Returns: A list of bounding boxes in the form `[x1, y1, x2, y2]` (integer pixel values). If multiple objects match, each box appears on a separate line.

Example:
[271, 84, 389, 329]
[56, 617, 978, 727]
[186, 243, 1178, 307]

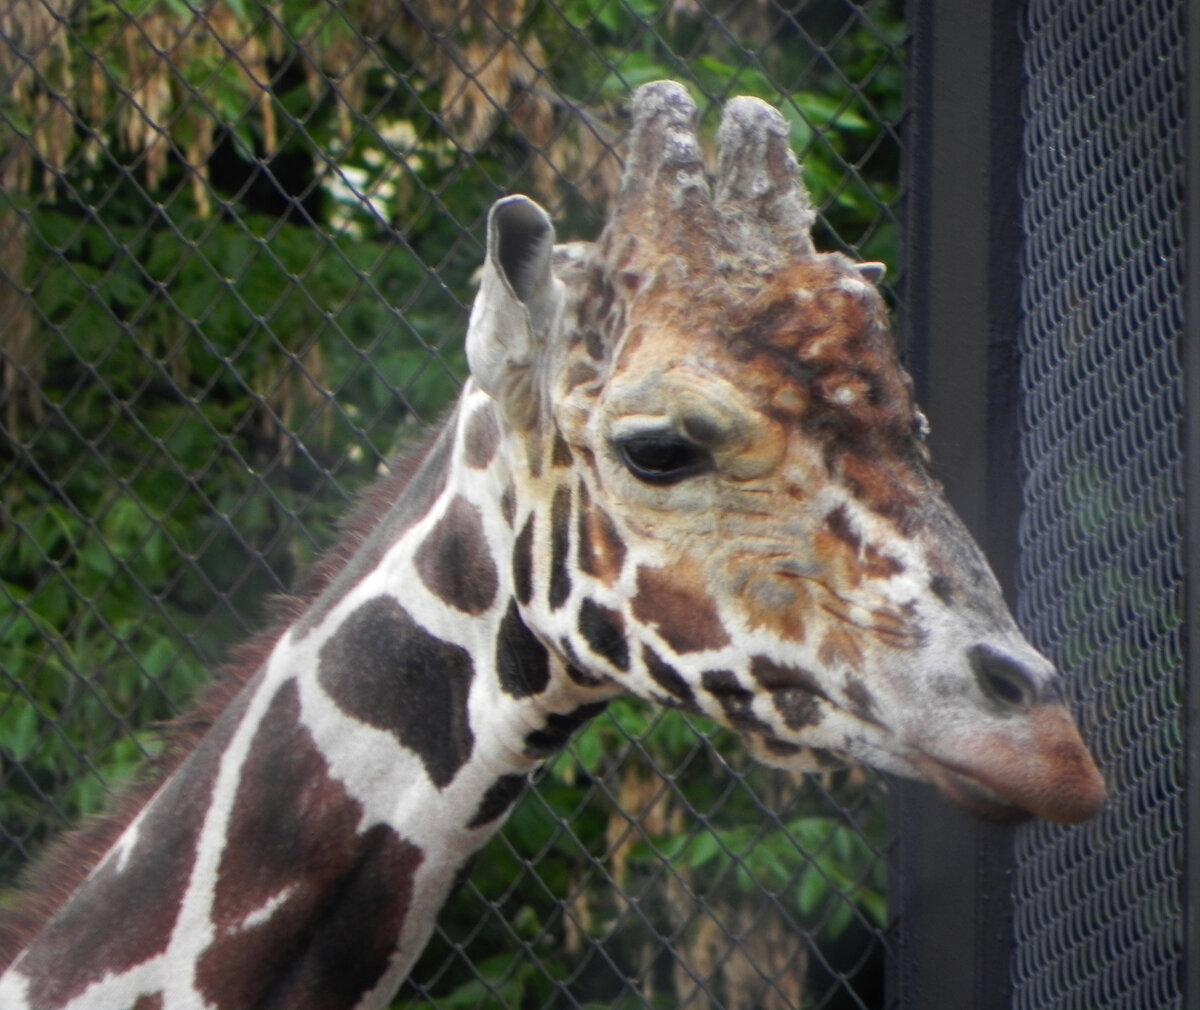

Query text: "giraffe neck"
[0, 385, 613, 1010]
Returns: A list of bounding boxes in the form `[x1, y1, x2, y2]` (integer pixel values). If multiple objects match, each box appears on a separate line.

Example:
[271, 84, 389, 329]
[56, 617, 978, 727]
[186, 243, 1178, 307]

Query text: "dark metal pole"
[890, 1, 1025, 1007]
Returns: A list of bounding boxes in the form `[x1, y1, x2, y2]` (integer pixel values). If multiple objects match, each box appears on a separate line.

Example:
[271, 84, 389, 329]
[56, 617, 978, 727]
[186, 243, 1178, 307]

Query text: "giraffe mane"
[0, 423, 447, 969]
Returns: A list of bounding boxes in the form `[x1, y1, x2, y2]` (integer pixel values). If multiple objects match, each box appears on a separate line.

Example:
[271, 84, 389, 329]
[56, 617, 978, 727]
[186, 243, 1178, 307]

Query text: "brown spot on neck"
[415, 496, 499, 615]
[318, 597, 476, 789]
[0, 417, 471, 973]
[463, 405, 500, 469]
[197, 680, 423, 1008]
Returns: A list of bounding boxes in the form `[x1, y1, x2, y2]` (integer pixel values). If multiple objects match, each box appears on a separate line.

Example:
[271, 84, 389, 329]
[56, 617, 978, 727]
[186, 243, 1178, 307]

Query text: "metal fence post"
[891, 1, 1024, 1007]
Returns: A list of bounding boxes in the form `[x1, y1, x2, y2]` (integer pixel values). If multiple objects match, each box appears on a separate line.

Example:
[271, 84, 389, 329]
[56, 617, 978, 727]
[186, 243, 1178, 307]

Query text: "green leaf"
[826, 898, 856, 938]
[797, 865, 830, 916]
[686, 829, 722, 870]
[570, 725, 605, 776]
[77, 538, 116, 580]
[0, 703, 40, 762]
[858, 887, 888, 928]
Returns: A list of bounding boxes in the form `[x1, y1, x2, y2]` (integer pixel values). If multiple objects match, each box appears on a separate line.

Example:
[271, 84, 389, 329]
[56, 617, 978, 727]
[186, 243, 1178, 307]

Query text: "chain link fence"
[1, 2, 904, 1007]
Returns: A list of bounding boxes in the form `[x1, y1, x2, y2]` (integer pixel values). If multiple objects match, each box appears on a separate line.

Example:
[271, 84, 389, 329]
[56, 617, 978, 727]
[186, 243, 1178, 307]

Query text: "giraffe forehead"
[591, 258, 915, 440]
[724, 264, 914, 431]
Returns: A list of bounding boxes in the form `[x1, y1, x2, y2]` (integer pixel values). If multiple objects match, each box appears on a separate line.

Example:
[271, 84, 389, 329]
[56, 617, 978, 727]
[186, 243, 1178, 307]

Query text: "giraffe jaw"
[907, 752, 1034, 824]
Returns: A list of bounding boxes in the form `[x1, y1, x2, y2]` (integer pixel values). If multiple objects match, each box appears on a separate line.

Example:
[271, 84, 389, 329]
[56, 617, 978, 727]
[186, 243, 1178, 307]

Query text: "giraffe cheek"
[577, 598, 631, 673]
[577, 503, 627, 587]
[812, 529, 862, 589]
[632, 562, 730, 654]
[737, 575, 811, 644]
[817, 628, 865, 671]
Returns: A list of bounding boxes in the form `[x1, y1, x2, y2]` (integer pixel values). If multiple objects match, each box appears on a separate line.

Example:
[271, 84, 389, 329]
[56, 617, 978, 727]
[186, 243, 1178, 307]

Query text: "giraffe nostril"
[970, 645, 1038, 709]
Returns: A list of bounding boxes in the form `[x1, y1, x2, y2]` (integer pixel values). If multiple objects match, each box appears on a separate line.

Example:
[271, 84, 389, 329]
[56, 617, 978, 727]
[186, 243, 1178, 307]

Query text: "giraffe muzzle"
[910, 704, 1107, 825]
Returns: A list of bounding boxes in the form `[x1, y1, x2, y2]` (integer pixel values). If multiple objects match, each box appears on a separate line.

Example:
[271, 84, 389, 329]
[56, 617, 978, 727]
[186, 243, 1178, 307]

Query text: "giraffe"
[0, 82, 1105, 1010]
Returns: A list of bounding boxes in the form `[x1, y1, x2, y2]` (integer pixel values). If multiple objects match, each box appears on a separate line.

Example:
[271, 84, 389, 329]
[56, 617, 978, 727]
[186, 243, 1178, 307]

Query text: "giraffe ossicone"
[0, 81, 1105, 1010]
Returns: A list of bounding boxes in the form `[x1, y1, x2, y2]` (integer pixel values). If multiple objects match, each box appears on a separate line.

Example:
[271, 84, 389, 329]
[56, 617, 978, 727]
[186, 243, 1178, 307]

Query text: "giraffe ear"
[467, 195, 563, 430]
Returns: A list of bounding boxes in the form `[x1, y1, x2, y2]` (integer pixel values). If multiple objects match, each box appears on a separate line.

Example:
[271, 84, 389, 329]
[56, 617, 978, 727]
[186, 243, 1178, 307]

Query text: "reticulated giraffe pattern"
[0, 82, 1105, 1010]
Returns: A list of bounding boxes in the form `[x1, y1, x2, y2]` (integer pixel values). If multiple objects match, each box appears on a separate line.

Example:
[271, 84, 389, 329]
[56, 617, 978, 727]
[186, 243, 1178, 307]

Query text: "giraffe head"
[467, 82, 1105, 825]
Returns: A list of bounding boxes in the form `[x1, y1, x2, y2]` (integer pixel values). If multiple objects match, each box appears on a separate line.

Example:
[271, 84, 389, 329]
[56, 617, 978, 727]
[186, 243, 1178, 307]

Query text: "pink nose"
[913, 705, 1106, 825]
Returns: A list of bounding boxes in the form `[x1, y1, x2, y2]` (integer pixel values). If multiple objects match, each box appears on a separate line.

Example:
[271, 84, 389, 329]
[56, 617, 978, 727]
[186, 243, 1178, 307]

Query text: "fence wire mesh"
[0, 2, 904, 1007]
[1015, 0, 1186, 1007]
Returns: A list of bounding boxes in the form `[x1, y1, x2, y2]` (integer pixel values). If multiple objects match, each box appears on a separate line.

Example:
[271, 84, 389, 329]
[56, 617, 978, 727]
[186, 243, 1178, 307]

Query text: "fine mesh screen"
[1014, 0, 1186, 1007]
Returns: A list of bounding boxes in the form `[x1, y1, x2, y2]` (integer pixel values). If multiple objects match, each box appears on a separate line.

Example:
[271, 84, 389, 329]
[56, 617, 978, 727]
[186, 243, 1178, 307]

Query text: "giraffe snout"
[911, 686, 1107, 825]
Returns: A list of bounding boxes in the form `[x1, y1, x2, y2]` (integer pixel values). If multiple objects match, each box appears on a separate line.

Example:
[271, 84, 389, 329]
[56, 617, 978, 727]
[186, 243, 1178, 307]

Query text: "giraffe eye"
[617, 433, 713, 485]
